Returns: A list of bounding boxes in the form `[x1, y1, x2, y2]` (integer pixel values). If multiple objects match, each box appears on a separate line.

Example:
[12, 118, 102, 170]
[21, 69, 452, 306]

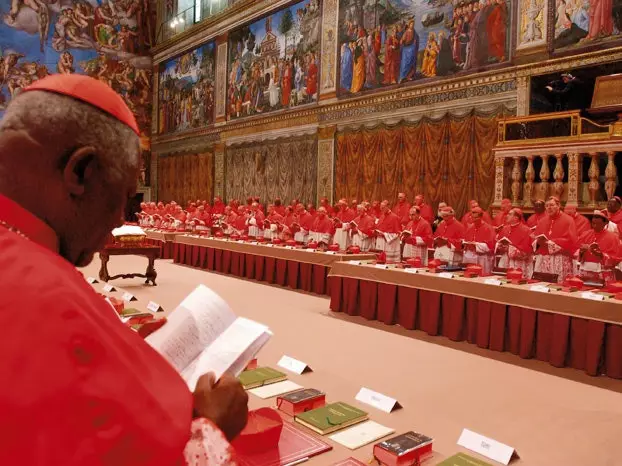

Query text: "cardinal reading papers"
[146, 285, 273, 390]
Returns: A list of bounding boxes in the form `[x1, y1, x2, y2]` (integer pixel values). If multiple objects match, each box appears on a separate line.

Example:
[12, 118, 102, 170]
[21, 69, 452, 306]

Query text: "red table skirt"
[329, 277, 622, 379]
[144, 238, 174, 260]
[173, 244, 330, 295]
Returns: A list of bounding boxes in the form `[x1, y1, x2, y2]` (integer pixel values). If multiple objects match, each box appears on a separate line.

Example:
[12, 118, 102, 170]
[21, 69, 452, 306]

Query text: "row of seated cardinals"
[137, 194, 622, 284]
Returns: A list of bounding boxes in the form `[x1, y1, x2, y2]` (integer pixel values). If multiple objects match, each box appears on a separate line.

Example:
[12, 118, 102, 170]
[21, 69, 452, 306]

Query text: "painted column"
[319, 0, 339, 101]
[317, 126, 336, 204]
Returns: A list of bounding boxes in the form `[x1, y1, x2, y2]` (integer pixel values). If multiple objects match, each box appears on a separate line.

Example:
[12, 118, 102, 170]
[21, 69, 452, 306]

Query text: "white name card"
[277, 355, 311, 375]
[438, 272, 454, 279]
[147, 301, 163, 313]
[375, 264, 389, 269]
[348, 260, 362, 265]
[355, 387, 401, 414]
[86, 277, 98, 284]
[325, 251, 337, 255]
[484, 278, 503, 286]
[581, 291, 605, 301]
[122, 292, 136, 302]
[285, 246, 295, 250]
[405, 268, 419, 274]
[457, 429, 517, 465]
[250, 242, 259, 245]
[529, 285, 550, 293]
[103, 283, 116, 293]
[265, 243, 274, 247]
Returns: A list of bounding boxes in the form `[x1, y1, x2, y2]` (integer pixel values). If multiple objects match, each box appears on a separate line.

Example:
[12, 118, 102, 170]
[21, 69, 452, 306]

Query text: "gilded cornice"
[152, 0, 294, 64]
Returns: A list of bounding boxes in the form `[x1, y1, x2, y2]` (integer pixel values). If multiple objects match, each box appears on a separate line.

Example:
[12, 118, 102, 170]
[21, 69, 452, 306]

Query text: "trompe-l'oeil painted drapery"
[335, 109, 511, 218]
[225, 136, 317, 205]
[157, 152, 215, 203]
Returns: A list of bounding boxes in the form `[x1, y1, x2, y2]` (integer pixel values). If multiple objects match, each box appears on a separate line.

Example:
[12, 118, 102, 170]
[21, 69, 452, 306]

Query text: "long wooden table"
[144, 230, 181, 259]
[328, 262, 622, 379]
[173, 235, 376, 295]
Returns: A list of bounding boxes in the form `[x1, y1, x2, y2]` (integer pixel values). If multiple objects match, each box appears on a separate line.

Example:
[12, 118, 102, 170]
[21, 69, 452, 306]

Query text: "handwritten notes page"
[146, 285, 272, 390]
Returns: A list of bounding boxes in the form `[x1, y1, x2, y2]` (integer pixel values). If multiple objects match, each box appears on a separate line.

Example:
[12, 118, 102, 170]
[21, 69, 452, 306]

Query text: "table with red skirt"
[173, 235, 376, 296]
[144, 230, 180, 260]
[329, 263, 622, 379]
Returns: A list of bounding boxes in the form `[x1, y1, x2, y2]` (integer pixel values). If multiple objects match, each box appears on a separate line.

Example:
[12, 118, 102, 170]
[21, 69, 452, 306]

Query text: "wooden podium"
[588, 74, 622, 136]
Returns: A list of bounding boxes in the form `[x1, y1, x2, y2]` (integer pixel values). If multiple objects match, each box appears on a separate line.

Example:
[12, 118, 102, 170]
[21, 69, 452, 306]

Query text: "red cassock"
[225, 211, 238, 226]
[417, 203, 434, 224]
[526, 212, 546, 229]
[376, 211, 402, 234]
[311, 216, 336, 235]
[497, 222, 533, 254]
[434, 219, 466, 248]
[572, 213, 591, 238]
[608, 209, 622, 232]
[578, 229, 621, 264]
[404, 218, 433, 247]
[392, 202, 411, 225]
[464, 221, 496, 250]
[337, 209, 355, 224]
[533, 212, 577, 254]
[298, 212, 314, 231]
[352, 214, 376, 236]
[274, 205, 286, 216]
[0, 195, 192, 465]
[212, 199, 225, 216]
[266, 212, 284, 225]
[233, 214, 248, 233]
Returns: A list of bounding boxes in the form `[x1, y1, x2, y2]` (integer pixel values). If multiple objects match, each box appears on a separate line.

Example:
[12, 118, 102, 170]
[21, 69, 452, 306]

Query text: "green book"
[437, 453, 493, 466]
[295, 402, 368, 435]
[238, 367, 286, 389]
[120, 308, 151, 318]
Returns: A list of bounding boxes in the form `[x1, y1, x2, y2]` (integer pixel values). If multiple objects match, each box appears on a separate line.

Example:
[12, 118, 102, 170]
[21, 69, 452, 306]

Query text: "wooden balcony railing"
[493, 111, 622, 211]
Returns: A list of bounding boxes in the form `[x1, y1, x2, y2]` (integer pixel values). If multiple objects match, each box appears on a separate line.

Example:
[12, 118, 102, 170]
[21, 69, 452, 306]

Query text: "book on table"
[238, 367, 287, 389]
[373, 431, 434, 466]
[276, 388, 326, 416]
[235, 417, 332, 466]
[295, 402, 368, 435]
[145, 284, 273, 390]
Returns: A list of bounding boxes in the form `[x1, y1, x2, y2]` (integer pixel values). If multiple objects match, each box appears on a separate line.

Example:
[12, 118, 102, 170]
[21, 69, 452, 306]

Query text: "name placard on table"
[355, 387, 401, 413]
[147, 301, 164, 313]
[103, 283, 116, 293]
[457, 429, 517, 465]
[581, 291, 605, 301]
[86, 277, 99, 284]
[277, 355, 312, 375]
[529, 285, 550, 293]
[122, 292, 137, 302]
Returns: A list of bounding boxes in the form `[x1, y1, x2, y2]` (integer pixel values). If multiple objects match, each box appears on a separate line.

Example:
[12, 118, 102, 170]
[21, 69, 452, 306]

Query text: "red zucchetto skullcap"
[23, 74, 139, 135]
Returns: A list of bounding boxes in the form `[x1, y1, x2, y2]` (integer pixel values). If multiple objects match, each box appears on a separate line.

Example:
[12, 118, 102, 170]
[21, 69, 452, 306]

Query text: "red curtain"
[157, 151, 214, 202]
[335, 110, 508, 218]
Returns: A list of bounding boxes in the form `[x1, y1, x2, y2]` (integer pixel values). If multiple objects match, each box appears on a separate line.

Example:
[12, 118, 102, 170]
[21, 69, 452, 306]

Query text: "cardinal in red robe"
[564, 205, 591, 238]
[349, 204, 376, 252]
[264, 204, 284, 240]
[273, 198, 286, 216]
[232, 206, 248, 234]
[526, 199, 546, 230]
[309, 207, 336, 246]
[375, 200, 402, 262]
[575, 210, 621, 283]
[462, 207, 496, 274]
[433, 206, 465, 266]
[393, 192, 411, 226]
[493, 198, 512, 230]
[212, 196, 226, 216]
[461, 200, 492, 227]
[605, 196, 622, 235]
[0, 74, 247, 466]
[413, 194, 434, 224]
[533, 197, 577, 283]
[402, 206, 433, 265]
[496, 208, 534, 278]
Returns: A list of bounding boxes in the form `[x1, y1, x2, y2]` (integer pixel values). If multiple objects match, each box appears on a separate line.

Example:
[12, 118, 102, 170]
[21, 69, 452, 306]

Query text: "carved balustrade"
[493, 111, 622, 211]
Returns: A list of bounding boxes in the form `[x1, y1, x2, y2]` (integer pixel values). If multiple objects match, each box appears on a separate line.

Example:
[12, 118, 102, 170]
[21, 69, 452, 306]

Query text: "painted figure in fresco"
[57, 51, 75, 74]
[306, 52, 318, 99]
[350, 38, 365, 93]
[399, 19, 419, 83]
[487, 0, 508, 62]
[421, 32, 439, 78]
[587, 0, 614, 39]
[6, 0, 51, 52]
[340, 42, 353, 90]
